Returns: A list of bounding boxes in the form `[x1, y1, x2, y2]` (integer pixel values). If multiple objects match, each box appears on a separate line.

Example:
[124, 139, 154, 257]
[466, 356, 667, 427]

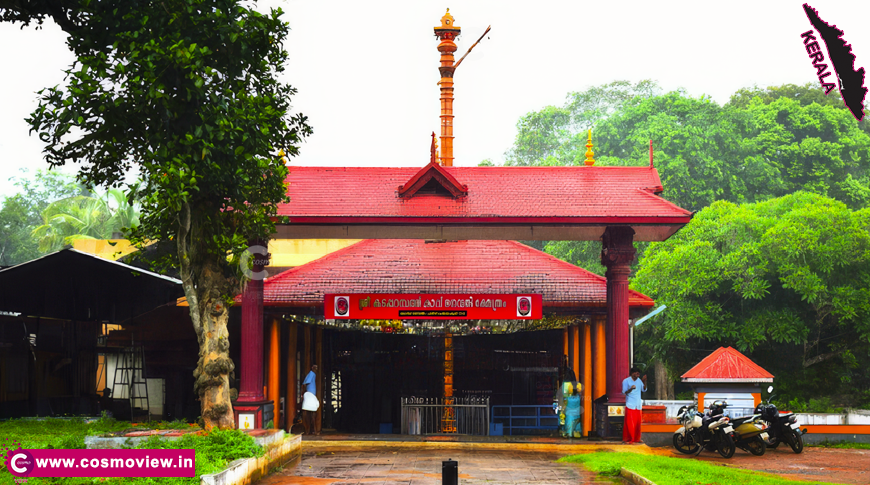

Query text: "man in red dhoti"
[622, 367, 647, 444]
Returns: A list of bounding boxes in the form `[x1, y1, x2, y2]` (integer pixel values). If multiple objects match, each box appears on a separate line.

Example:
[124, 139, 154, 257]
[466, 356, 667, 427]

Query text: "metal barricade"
[491, 405, 559, 435]
[401, 396, 490, 435]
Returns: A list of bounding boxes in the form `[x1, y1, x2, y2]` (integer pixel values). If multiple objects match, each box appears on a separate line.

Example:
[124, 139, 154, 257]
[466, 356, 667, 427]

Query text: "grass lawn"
[558, 450, 848, 485]
[808, 440, 870, 450]
[0, 417, 264, 485]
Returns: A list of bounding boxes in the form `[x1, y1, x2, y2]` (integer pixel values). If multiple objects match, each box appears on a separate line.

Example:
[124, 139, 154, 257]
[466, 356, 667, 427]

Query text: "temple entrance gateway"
[231, 10, 692, 437]
[234, 239, 661, 437]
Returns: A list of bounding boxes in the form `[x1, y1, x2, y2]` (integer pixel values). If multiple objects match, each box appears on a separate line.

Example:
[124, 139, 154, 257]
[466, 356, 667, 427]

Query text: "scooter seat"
[731, 415, 759, 425]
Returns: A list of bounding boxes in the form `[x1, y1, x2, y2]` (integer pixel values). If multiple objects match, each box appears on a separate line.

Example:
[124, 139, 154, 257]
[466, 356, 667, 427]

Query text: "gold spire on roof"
[584, 129, 595, 166]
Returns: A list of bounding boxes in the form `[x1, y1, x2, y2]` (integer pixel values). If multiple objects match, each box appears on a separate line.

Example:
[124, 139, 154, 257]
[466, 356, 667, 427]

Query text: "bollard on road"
[442, 459, 458, 485]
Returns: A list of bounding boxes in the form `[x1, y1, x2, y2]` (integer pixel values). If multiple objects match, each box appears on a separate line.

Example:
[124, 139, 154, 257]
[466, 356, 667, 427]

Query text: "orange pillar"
[267, 318, 281, 428]
[563, 327, 569, 373]
[315, 327, 323, 434]
[572, 325, 581, 383]
[434, 9, 459, 166]
[582, 323, 593, 436]
[593, 315, 606, 401]
[285, 321, 297, 433]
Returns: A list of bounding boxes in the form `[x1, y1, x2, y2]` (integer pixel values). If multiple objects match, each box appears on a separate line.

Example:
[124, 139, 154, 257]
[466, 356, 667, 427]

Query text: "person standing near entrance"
[622, 367, 647, 443]
[302, 364, 319, 435]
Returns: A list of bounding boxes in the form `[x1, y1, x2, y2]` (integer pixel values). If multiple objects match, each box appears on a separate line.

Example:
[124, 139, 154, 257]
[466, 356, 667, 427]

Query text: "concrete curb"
[303, 439, 643, 454]
[200, 434, 302, 485]
[619, 467, 656, 485]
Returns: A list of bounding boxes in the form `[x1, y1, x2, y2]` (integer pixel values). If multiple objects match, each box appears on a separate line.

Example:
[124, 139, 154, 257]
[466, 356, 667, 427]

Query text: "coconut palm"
[31, 186, 141, 253]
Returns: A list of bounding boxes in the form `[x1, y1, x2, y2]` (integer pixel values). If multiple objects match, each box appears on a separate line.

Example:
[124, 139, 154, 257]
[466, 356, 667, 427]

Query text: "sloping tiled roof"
[278, 165, 691, 222]
[242, 239, 654, 311]
[681, 347, 774, 383]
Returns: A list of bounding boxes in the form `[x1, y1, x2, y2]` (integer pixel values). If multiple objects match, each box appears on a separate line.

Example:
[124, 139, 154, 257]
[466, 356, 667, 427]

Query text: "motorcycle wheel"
[746, 436, 767, 456]
[673, 431, 700, 455]
[785, 429, 804, 454]
[767, 433, 780, 449]
[715, 431, 736, 459]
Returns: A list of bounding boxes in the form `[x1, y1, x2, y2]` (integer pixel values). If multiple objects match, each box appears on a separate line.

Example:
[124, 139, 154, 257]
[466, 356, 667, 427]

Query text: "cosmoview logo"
[7, 449, 35, 478]
[240, 245, 270, 280]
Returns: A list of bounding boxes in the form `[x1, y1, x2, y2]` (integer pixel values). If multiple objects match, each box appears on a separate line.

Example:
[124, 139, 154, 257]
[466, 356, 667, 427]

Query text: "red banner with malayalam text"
[324, 294, 542, 320]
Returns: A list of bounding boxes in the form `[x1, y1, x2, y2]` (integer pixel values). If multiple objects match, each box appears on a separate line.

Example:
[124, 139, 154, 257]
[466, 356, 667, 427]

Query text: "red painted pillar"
[601, 227, 636, 404]
[237, 243, 268, 403]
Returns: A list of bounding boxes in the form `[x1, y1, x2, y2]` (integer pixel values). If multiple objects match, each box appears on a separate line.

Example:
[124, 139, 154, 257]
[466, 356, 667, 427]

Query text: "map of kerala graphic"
[803, 4, 867, 121]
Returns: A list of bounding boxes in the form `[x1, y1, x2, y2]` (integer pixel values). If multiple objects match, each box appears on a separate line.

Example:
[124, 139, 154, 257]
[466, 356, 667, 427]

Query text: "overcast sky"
[1, 0, 868, 199]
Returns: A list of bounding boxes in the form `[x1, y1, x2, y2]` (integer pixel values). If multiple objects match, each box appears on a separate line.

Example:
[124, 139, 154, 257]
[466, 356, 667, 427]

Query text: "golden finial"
[584, 129, 595, 166]
[440, 8, 458, 29]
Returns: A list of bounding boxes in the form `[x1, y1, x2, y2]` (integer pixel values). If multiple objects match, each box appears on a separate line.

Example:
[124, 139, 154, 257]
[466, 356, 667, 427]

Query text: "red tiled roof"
[278, 166, 691, 223]
[681, 347, 774, 383]
[243, 239, 654, 311]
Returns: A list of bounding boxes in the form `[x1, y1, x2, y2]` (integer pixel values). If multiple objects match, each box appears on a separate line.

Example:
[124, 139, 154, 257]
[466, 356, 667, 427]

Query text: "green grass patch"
[808, 439, 870, 450]
[558, 450, 847, 485]
[0, 418, 263, 485]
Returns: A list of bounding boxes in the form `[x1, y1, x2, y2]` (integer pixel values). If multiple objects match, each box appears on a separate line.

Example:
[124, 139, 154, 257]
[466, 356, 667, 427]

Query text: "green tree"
[632, 192, 870, 404]
[30, 187, 139, 252]
[23, 0, 311, 429]
[0, 169, 85, 265]
[505, 80, 661, 166]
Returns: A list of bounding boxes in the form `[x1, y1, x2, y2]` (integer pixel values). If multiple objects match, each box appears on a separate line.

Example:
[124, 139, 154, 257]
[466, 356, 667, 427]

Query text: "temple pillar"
[315, 327, 323, 434]
[572, 325, 580, 386]
[267, 318, 280, 428]
[592, 314, 606, 400]
[582, 323, 593, 436]
[234, 242, 272, 429]
[601, 227, 636, 404]
[285, 321, 298, 432]
[562, 327, 569, 372]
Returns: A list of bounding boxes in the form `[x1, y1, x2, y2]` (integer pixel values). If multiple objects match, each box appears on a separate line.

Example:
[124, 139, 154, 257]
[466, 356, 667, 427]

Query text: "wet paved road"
[259, 446, 621, 485]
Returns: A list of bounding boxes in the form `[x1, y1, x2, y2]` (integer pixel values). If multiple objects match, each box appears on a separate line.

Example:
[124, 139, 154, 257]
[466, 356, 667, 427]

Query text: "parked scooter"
[673, 401, 736, 458]
[673, 404, 703, 454]
[755, 386, 808, 453]
[708, 400, 768, 456]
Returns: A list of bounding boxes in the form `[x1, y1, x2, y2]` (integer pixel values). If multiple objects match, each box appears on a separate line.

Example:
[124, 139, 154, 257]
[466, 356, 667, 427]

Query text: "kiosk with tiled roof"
[682, 347, 774, 416]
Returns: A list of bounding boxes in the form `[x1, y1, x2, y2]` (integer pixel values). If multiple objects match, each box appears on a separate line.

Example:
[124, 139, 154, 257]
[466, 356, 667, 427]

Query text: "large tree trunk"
[178, 203, 236, 430]
[653, 359, 674, 400]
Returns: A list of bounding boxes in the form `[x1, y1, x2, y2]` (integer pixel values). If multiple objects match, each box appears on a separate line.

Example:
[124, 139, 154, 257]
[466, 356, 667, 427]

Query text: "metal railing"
[401, 396, 490, 435]
[491, 405, 559, 435]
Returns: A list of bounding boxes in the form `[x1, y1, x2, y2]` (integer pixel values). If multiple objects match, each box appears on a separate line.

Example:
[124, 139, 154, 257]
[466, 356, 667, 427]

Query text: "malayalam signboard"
[324, 294, 542, 320]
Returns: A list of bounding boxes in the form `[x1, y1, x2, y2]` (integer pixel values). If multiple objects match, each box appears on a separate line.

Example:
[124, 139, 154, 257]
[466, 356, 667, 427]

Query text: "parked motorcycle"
[673, 404, 703, 454]
[673, 401, 736, 458]
[755, 386, 808, 454]
[708, 400, 768, 456]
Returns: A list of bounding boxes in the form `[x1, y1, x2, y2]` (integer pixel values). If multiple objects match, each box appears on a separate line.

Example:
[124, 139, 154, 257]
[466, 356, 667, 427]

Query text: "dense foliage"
[0, 170, 85, 265]
[632, 193, 870, 406]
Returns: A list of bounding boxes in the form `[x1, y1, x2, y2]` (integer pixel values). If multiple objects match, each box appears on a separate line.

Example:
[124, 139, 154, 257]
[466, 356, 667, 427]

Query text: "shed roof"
[0, 249, 183, 323]
[681, 346, 774, 383]
[240, 239, 654, 314]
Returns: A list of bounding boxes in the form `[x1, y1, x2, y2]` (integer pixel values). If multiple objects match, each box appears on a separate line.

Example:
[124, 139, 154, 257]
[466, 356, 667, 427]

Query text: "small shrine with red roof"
[681, 347, 774, 416]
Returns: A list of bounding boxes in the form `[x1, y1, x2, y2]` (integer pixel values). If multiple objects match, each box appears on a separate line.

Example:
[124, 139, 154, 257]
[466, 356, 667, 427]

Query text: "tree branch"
[802, 349, 846, 368]
[177, 201, 202, 338]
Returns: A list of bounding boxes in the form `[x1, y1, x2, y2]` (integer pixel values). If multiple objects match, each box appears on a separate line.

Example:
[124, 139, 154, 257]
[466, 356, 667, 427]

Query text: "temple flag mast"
[433, 9, 490, 166]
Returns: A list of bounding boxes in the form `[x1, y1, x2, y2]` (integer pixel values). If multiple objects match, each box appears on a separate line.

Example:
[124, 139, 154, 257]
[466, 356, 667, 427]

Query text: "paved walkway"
[259, 446, 622, 485]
